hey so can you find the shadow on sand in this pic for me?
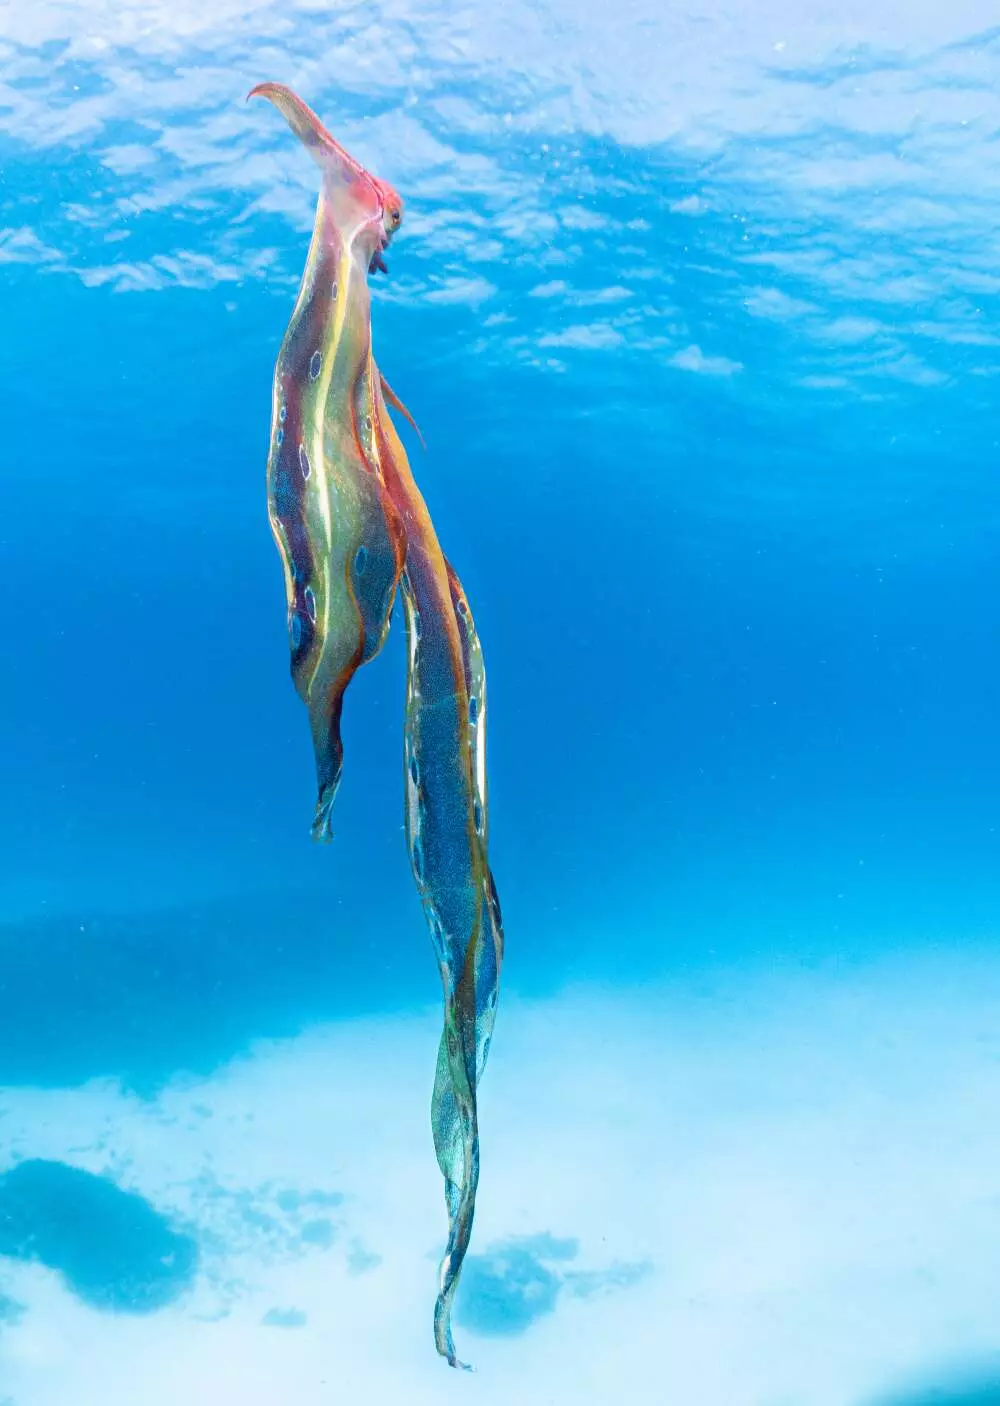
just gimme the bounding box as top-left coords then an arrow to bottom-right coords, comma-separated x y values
0,1159 -> 197,1312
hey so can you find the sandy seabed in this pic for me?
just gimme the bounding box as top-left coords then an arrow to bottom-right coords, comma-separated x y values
2,948 -> 1000,1406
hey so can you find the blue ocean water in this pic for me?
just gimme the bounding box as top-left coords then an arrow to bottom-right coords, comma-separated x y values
3,2 -> 1000,1402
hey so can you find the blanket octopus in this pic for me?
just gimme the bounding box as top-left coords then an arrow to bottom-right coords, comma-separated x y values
249,81 -> 505,1369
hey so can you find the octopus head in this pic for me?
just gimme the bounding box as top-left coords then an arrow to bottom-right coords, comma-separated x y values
248,82 -> 404,275
369,179 -> 404,275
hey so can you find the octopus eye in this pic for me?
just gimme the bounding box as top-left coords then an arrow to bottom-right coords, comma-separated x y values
389,208 -> 400,226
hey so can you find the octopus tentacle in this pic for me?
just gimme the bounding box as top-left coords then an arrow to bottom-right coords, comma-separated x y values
377,379 -> 504,1368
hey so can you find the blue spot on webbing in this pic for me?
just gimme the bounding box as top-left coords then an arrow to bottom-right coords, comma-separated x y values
354,545 -> 368,575
276,428 -> 284,447
469,695 -> 479,724
290,613 -> 302,649
304,587 -> 317,624
309,351 -> 322,380
299,444 -> 311,480
279,404 -> 287,423
473,800 -> 483,832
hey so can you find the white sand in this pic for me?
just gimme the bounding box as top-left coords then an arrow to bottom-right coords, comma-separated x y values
2,947 -> 1000,1405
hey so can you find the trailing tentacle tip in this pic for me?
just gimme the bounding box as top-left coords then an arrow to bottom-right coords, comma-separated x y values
434,1303 -> 473,1372
310,784 -> 340,843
